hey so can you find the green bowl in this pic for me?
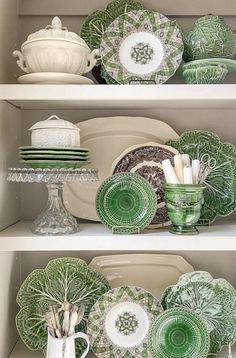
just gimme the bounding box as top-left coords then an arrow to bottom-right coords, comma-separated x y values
182,65 -> 228,84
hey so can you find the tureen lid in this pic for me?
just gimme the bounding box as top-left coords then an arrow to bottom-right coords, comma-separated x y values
29,115 -> 80,131
25,16 -> 88,47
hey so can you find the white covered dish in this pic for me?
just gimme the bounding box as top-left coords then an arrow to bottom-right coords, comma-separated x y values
29,115 -> 80,148
13,16 -> 98,75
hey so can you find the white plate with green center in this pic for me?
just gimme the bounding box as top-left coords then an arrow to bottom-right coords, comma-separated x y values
100,10 -> 183,84
88,286 -> 162,358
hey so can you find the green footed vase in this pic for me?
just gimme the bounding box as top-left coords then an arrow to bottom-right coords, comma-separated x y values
163,184 -> 205,235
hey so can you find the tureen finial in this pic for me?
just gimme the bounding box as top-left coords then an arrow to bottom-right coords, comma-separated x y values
51,16 -> 62,29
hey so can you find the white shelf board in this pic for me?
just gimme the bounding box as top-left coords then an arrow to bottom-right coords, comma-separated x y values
2,84 -> 236,110
9,339 -> 236,358
1,220 -> 236,252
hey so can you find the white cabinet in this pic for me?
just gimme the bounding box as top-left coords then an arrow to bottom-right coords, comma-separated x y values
0,0 -> 235,357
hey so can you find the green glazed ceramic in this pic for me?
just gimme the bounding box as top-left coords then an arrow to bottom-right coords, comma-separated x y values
96,172 -> 157,234
182,65 -> 228,84
166,130 -> 236,224
149,308 -> 210,358
80,0 -> 144,56
182,58 -> 236,72
100,10 -> 183,84
16,257 -> 110,356
88,286 -> 162,358
21,160 -> 90,169
19,146 -> 89,152
161,271 -> 236,347
19,150 -> 89,156
20,154 -> 90,160
163,184 -> 205,235
184,15 -> 236,61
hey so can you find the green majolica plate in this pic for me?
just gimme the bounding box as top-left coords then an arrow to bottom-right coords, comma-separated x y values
166,130 -> 236,224
100,10 -> 183,84
21,160 -> 90,169
88,286 -> 162,358
96,172 -> 157,234
149,308 -> 210,358
19,150 -> 89,156
161,271 -> 236,347
20,154 -> 90,160
182,58 -> 236,72
16,257 -> 110,356
80,0 -> 144,58
19,146 -> 89,152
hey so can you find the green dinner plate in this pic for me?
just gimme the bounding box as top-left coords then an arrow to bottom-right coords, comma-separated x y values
19,150 -> 89,156
19,146 -> 89,152
20,154 -> 90,160
21,160 -> 91,169
96,172 -> 157,234
149,308 -> 210,358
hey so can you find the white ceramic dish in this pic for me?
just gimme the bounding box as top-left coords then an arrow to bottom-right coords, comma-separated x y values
63,116 -> 179,221
18,72 -> 94,84
89,254 -> 193,299
13,16 -> 98,75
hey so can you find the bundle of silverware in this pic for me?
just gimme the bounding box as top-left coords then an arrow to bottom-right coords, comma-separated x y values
45,303 -> 85,338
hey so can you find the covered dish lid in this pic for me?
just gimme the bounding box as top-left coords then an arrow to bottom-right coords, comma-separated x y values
29,115 -> 80,131
24,16 -> 89,48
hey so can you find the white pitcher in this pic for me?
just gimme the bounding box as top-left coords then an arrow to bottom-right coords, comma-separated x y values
46,331 -> 90,358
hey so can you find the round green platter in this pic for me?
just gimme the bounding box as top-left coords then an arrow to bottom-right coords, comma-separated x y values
149,308 -> 210,358
96,172 -> 157,234
19,146 -> 89,152
20,154 -> 90,160
21,160 -> 91,169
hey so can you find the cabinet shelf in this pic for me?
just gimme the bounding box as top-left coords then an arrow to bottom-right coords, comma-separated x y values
2,84 -> 236,110
1,220 -> 236,252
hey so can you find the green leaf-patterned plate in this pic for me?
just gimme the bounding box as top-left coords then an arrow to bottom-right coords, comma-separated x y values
96,172 -> 157,234
161,271 -> 236,348
166,130 -> 236,224
149,308 -> 210,358
21,159 -> 91,169
100,10 -> 183,84
80,0 -> 144,57
20,154 -> 90,160
88,286 -> 162,358
16,257 -> 110,356
19,146 -> 89,152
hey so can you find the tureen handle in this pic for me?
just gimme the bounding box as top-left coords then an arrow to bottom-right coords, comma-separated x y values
13,50 -> 29,73
84,49 -> 99,74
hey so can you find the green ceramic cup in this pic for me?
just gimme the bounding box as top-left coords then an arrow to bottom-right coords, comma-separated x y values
163,184 -> 205,235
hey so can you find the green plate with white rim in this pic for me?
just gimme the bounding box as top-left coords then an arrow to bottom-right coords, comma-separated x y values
182,58 -> 236,72
149,308 -> 210,358
19,146 -> 89,152
161,271 -> 236,347
21,160 -> 91,169
88,286 -> 162,358
100,10 -> 184,84
166,130 -> 236,224
20,154 -> 90,160
19,150 -> 89,156
96,172 -> 157,234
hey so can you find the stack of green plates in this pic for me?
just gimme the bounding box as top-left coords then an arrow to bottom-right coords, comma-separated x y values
19,146 -> 90,169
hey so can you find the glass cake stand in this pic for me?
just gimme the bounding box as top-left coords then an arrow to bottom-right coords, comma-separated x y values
8,168 -> 98,236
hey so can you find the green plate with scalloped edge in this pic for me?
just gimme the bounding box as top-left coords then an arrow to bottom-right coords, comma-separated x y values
149,308 -> 210,358
96,172 -> 157,234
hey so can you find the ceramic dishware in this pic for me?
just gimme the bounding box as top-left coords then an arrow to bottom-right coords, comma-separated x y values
21,160 -> 90,169
182,64 -> 228,84
18,72 -> 94,84
163,184 -> 205,235
111,142 -> 178,228
96,172 -> 157,234
63,116 -> 179,222
149,308 -> 210,358
166,130 -> 236,224
100,10 -> 184,84
13,16 -> 98,76
20,146 -> 89,152
16,258 -> 110,355
29,115 -> 80,148
184,15 -> 236,61
182,58 -> 236,72
161,271 -> 236,348
89,254 -> 193,298
46,331 -> 90,358
88,286 -> 162,358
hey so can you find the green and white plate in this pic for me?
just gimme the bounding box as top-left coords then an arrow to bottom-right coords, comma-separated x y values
21,159 -> 90,169
19,150 -> 89,156
100,10 -> 183,84
149,308 -> 210,358
16,257 -> 110,356
96,172 -> 157,234
20,154 -> 90,160
166,130 -> 236,224
19,146 -> 89,153
88,286 -> 162,358
161,271 -> 236,347
80,0 -> 144,57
